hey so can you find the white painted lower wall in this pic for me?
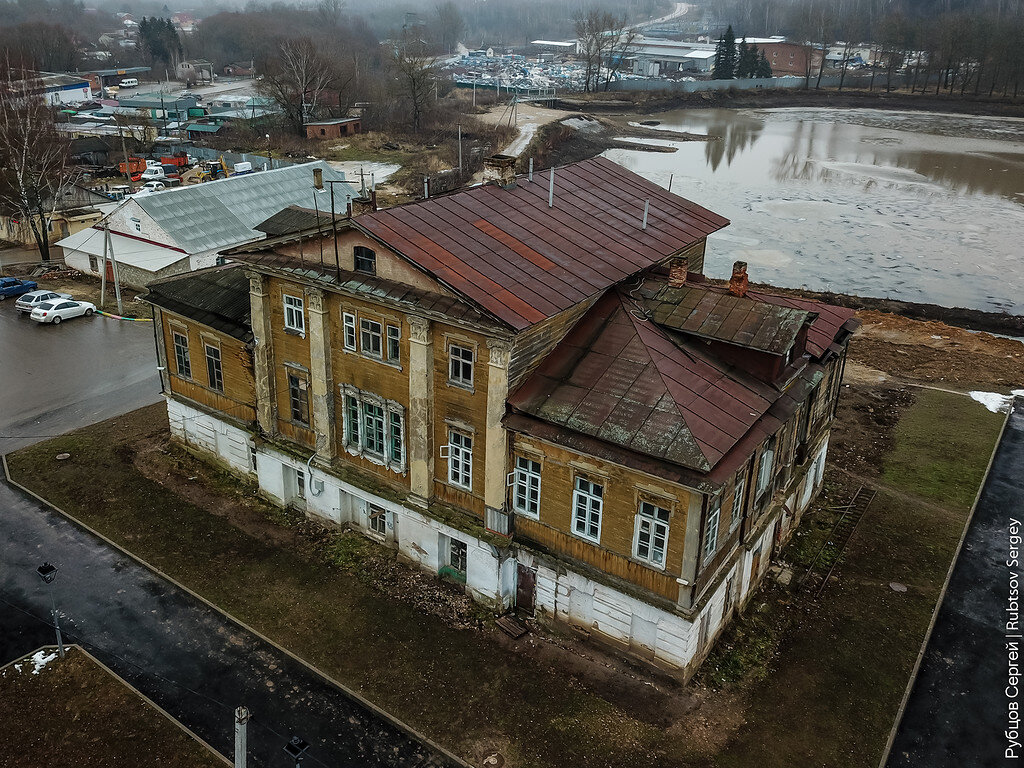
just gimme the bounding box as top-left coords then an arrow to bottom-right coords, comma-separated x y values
165,398 -> 834,674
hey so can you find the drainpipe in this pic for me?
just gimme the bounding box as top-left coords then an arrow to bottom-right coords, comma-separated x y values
306,451 -> 323,497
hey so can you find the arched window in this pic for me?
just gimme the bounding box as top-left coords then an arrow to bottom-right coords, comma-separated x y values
354,245 -> 376,275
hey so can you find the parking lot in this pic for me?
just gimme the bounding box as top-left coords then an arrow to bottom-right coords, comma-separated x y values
0,297 -> 161,455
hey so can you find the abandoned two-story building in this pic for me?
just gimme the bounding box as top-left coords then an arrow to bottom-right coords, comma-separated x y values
144,156 -> 857,677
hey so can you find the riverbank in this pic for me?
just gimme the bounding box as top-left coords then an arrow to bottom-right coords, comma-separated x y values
558,86 -> 1024,119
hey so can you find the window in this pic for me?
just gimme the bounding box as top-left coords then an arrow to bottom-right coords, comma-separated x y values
88,255 -> 98,272
341,386 -> 405,472
354,245 -> 376,274
360,318 -> 383,358
389,411 -> 403,466
449,538 -> 467,574
172,332 -> 191,378
447,429 -> 473,489
288,373 -> 309,425
756,441 -> 776,498
368,503 -> 387,536
247,445 -> 257,474
635,501 -> 671,567
386,324 -> 401,363
205,344 -> 223,391
448,343 -> 474,387
512,456 -> 541,517
572,476 -> 603,543
294,468 -> 306,501
342,312 -> 357,351
703,496 -> 721,563
731,475 -> 746,532
131,217 -> 141,233
362,401 -> 386,456
283,294 -> 304,333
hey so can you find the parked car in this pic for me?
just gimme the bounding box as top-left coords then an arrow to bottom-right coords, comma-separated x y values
141,180 -> 166,192
119,77 -> 139,88
139,167 -> 166,181
30,299 -> 96,324
0,277 -> 38,300
15,289 -> 73,313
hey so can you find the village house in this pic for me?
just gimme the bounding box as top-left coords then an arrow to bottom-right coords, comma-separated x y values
0,184 -> 113,250
56,162 -> 356,288
143,156 -> 857,677
304,118 -> 362,140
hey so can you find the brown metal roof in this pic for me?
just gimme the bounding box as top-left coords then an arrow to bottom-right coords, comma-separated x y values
646,282 -> 813,355
508,290 -> 779,473
353,157 -> 730,330
254,206 -> 324,237
145,264 -> 252,343
744,289 -> 858,357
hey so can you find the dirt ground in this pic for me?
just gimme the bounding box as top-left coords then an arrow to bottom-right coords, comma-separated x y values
0,647 -> 223,768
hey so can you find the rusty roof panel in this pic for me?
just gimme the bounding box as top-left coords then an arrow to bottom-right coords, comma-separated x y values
354,157 -> 729,330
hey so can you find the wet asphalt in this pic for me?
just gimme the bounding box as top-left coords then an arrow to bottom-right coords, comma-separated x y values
0,302 -> 455,767
887,400 -> 1024,767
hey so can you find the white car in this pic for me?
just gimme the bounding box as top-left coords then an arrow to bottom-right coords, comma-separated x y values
139,168 -> 166,181
30,299 -> 96,324
14,290 -> 72,313
141,180 -> 166,192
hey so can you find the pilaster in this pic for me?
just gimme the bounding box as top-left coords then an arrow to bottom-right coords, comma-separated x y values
407,315 -> 433,506
247,271 -> 276,436
151,306 -> 170,394
307,287 -> 335,460
677,492 -> 705,610
484,338 -> 511,517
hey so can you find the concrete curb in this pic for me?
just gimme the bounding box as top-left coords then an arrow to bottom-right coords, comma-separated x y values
0,644 -> 230,766
1,453 -> 472,768
875,400 -> 1015,768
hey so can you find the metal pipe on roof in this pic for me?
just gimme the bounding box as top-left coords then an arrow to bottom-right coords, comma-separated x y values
668,173 -> 673,193
423,176 -> 429,199
642,199 -> 650,230
548,167 -> 555,207
529,157 -> 533,182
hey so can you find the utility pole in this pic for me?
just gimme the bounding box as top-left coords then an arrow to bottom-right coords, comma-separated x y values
105,224 -> 123,315
99,225 -> 108,308
457,124 -> 463,174
234,707 -> 249,768
36,563 -> 64,659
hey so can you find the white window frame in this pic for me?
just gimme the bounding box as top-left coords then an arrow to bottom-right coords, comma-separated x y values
204,343 -> 223,392
368,503 -> 387,536
446,428 -> 473,489
342,312 -> 357,351
731,475 -> 746,532
448,343 -> 474,388
512,456 -> 541,518
172,331 -> 191,379
571,476 -> 603,543
340,384 -> 405,473
362,400 -> 386,457
703,496 -> 721,563
756,441 -> 775,498
283,294 -> 304,334
386,324 -> 401,364
634,501 -> 671,568
360,317 -> 383,359
287,371 -> 310,426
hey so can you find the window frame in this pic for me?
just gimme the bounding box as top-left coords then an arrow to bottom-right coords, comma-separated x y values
446,428 -> 473,489
368,503 -> 387,536
204,343 -> 223,392
362,400 -> 386,457
448,342 -> 474,389
287,372 -> 310,426
283,293 -> 304,334
634,500 -> 671,568
731,474 -> 746,532
172,331 -> 191,379
342,312 -> 357,351
448,537 -> 468,574
386,323 -> 401,364
703,495 -> 721,563
571,476 -> 603,544
340,384 -> 405,473
756,440 -> 776,499
354,245 -> 376,275
360,317 -> 383,359
512,456 -> 541,518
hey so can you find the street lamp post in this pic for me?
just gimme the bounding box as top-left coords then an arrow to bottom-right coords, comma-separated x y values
36,562 -> 64,658
283,736 -> 309,768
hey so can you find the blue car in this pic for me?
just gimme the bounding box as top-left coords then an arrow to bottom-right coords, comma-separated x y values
0,277 -> 38,300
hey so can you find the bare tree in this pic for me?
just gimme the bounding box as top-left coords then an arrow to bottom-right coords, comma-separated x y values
0,68 -> 74,262
259,38 -> 339,134
434,1 -> 465,55
600,16 -> 639,91
390,44 -> 437,133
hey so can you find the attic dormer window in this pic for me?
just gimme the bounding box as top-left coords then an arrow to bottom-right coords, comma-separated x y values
354,246 -> 376,275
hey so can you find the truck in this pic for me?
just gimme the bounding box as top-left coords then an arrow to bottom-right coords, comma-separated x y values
0,277 -> 39,300
160,152 -> 191,169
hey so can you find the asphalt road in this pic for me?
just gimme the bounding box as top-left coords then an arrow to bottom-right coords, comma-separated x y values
0,298 -> 161,454
887,400 -> 1023,767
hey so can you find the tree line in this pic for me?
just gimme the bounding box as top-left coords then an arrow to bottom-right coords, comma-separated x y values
712,26 -> 774,80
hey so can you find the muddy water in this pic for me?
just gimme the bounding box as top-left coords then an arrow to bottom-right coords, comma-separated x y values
604,108 -> 1024,314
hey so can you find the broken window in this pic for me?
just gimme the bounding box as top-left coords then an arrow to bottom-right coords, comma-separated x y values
288,373 -> 309,425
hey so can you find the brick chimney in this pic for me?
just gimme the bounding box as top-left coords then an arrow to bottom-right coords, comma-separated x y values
348,196 -> 375,217
728,261 -> 749,298
668,256 -> 688,288
483,154 -> 518,188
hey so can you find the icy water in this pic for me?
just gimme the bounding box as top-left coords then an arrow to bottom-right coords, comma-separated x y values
604,108 -> 1024,314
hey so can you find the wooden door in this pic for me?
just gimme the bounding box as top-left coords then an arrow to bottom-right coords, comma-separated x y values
749,545 -> 762,591
105,260 -> 115,282
516,564 -> 536,616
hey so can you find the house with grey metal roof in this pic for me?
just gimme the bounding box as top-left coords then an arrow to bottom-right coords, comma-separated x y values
56,161 -> 357,288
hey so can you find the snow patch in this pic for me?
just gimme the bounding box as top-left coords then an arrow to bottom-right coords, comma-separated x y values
968,389 -> 1024,413
561,116 -> 603,134
30,650 -> 59,674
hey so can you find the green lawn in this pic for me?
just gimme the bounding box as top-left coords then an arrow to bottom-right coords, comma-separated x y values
6,388 -> 1005,768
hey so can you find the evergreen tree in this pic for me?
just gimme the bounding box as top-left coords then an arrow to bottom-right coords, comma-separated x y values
712,25 -> 736,80
736,38 -> 749,78
756,50 -> 773,79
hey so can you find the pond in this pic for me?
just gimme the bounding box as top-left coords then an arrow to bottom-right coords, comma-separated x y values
604,108 -> 1024,314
